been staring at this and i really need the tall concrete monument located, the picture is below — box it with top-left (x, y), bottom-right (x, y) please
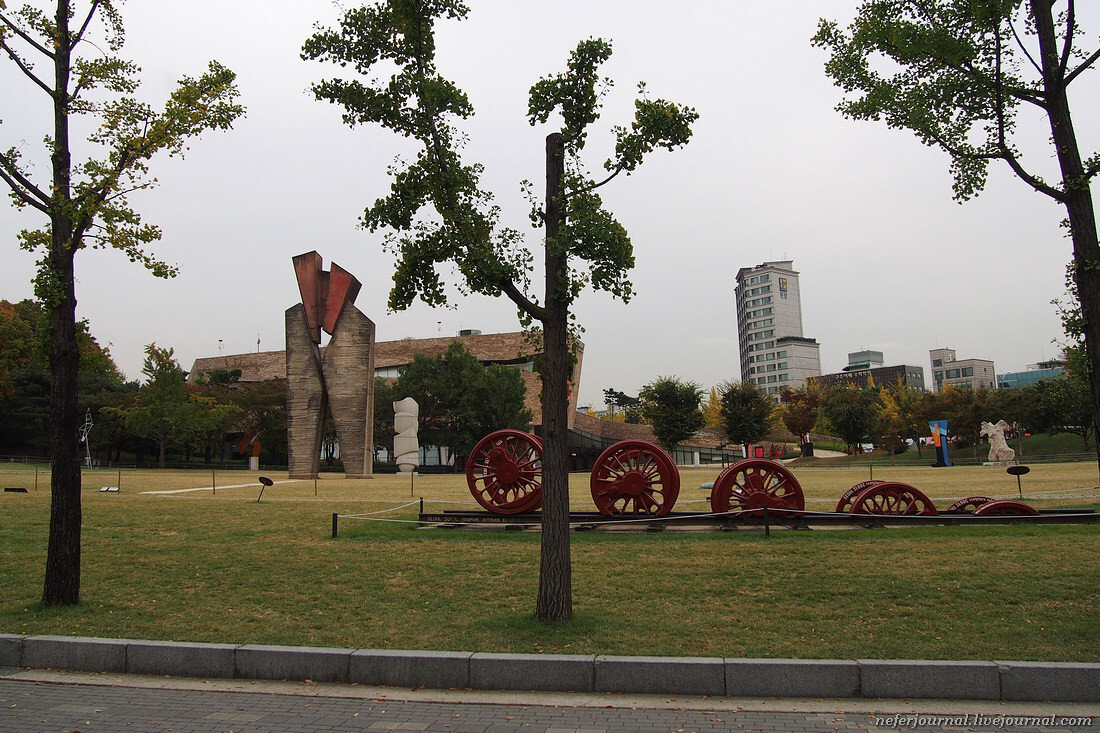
top-left (286, 251), bottom-right (376, 479)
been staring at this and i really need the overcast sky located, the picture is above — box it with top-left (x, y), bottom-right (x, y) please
top-left (2, 1), bottom-right (1097, 408)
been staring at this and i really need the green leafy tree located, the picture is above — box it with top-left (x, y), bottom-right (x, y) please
top-left (0, 0), bottom-right (243, 606)
top-left (702, 386), bottom-right (722, 430)
top-left (113, 344), bottom-right (233, 469)
top-left (638, 376), bottom-right (704, 453)
top-left (717, 380), bottom-right (774, 454)
top-left (814, 0), bottom-right (1100, 470)
top-left (303, 1), bottom-right (696, 623)
top-left (394, 341), bottom-right (532, 464)
top-left (779, 384), bottom-right (822, 447)
top-left (821, 385), bottom-right (879, 454)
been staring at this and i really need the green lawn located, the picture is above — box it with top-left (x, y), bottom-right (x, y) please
top-left (0, 463), bottom-right (1097, 661)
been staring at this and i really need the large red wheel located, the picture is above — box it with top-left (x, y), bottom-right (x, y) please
top-left (848, 482), bottom-right (938, 515)
top-left (710, 459), bottom-right (804, 516)
top-left (973, 499), bottom-right (1039, 516)
top-left (945, 496), bottom-right (995, 513)
top-left (835, 480), bottom-right (883, 513)
top-left (466, 430), bottom-right (543, 514)
top-left (590, 440), bottom-right (680, 516)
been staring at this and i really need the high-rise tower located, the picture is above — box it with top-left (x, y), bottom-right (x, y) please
top-left (734, 260), bottom-right (821, 395)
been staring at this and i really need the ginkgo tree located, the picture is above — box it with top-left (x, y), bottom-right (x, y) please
top-left (814, 0), bottom-right (1099, 469)
top-left (0, 0), bottom-right (243, 605)
top-left (303, 0), bottom-right (697, 623)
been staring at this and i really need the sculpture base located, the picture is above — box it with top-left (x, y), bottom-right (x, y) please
top-left (983, 460), bottom-right (1019, 467)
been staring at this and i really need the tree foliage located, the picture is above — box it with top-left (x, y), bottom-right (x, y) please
top-left (0, 0), bottom-right (243, 606)
top-left (778, 384), bottom-right (822, 444)
top-left (717, 380), bottom-right (774, 450)
top-left (303, 0), bottom-right (696, 623)
top-left (638, 376), bottom-right (704, 452)
top-left (820, 385), bottom-right (879, 453)
top-left (393, 341), bottom-right (532, 462)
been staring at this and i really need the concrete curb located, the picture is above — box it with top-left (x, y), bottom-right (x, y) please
top-left (1, 634), bottom-right (1096, 702)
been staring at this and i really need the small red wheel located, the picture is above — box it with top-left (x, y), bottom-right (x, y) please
top-left (466, 430), bottom-right (543, 514)
top-left (973, 499), bottom-right (1039, 516)
top-left (590, 440), bottom-right (680, 516)
top-left (945, 496), bottom-right (996, 513)
top-left (711, 459), bottom-right (804, 516)
top-left (848, 482), bottom-right (938, 515)
top-left (835, 480), bottom-right (883, 513)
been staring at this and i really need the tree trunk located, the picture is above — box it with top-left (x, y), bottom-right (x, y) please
top-left (535, 132), bottom-right (572, 624)
top-left (1032, 0), bottom-right (1100, 481)
top-left (42, 0), bottom-right (81, 607)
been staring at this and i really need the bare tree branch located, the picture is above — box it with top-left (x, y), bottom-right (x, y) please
top-left (500, 278), bottom-right (547, 323)
top-left (1065, 46), bottom-right (1100, 86)
top-left (1008, 13), bottom-right (1044, 76)
top-left (0, 149), bottom-right (51, 206)
top-left (0, 165), bottom-right (50, 214)
top-left (0, 10), bottom-right (55, 59)
top-left (1058, 0), bottom-right (1075, 79)
top-left (0, 37), bottom-right (54, 95)
top-left (69, 0), bottom-right (101, 52)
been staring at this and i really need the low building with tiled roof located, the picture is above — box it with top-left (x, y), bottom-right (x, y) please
top-left (188, 330), bottom-right (581, 428)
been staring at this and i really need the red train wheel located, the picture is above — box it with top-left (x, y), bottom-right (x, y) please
top-left (835, 480), bottom-right (883, 513)
top-left (710, 459), bottom-right (805, 516)
top-left (945, 496), bottom-right (996, 513)
top-left (590, 440), bottom-right (680, 516)
top-left (973, 499), bottom-right (1039, 516)
top-left (466, 430), bottom-right (543, 514)
top-left (848, 482), bottom-right (938, 515)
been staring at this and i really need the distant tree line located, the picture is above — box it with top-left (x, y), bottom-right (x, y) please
top-left (600, 359), bottom-right (1094, 462)
top-left (0, 304), bottom-right (530, 469)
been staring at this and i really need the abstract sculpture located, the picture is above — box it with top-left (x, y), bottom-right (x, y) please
top-left (980, 420), bottom-right (1016, 464)
top-left (393, 397), bottom-right (420, 475)
top-left (286, 251), bottom-right (376, 479)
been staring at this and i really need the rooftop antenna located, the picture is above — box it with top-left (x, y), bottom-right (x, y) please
top-left (256, 334), bottom-right (261, 353)
top-left (437, 321), bottom-right (442, 334)
top-left (218, 339), bottom-right (224, 356)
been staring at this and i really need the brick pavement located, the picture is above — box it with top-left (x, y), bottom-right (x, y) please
top-left (2, 677), bottom-right (1096, 733)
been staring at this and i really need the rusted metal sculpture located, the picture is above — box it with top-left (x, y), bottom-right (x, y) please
top-left (286, 251), bottom-right (376, 479)
top-left (710, 458), bottom-right (805, 516)
top-left (590, 440), bottom-right (680, 516)
top-left (466, 429), bottom-right (543, 514)
top-left (848, 481), bottom-right (938, 515)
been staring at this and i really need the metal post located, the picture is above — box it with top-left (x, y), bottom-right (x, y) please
top-left (419, 497), bottom-right (424, 514)
top-left (870, 465), bottom-right (874, 481)
top-left (212, 470), bottom-right (216, 495)
top-left (34, 466), bottom-right (38, 491)
top-left (332, 513), bottom-right (338, 538)
top-left (763, 506), bottom-right (770, 537)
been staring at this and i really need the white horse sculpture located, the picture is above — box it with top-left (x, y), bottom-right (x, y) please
top-left (980, 420), bottom-right (1016, 463)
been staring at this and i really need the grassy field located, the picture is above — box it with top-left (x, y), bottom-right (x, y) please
top-left (0, 462), bottom-right (1097, 661)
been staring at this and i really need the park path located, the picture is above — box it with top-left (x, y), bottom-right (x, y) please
top-left (2, 670), bottom-right (1095, 733)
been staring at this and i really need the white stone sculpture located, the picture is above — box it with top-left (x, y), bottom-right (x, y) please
top-left (393, 398), bottom-right (420, 475)
top-left (980, 419), bottom-right (1016, 464)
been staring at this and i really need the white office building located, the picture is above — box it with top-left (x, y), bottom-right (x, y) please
top-left (735, 260), bottom-right (821, 396)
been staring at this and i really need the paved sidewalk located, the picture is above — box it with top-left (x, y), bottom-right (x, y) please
top-left (2, 669), bottom-right (1096, 733)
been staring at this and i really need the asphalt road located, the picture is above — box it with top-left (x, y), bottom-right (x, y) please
top-left (2, 669), bottom-right (1096, 733)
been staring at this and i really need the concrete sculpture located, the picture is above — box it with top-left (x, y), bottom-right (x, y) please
top-left (286, 251), bottom-right (376, 479)
top-left (980, 420), bottom-right (1016, 464)
top-left (393, 397), bottom-right (420, 475)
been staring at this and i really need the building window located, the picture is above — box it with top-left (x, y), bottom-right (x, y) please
top-left (962, 367), bottom-right (974, 377)
top-left (946, 368), bottom-right (960, 379)
top-left (934, 371), bottom-right (943, 381)
top-left (932, 359), bottom-right (942, 367)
